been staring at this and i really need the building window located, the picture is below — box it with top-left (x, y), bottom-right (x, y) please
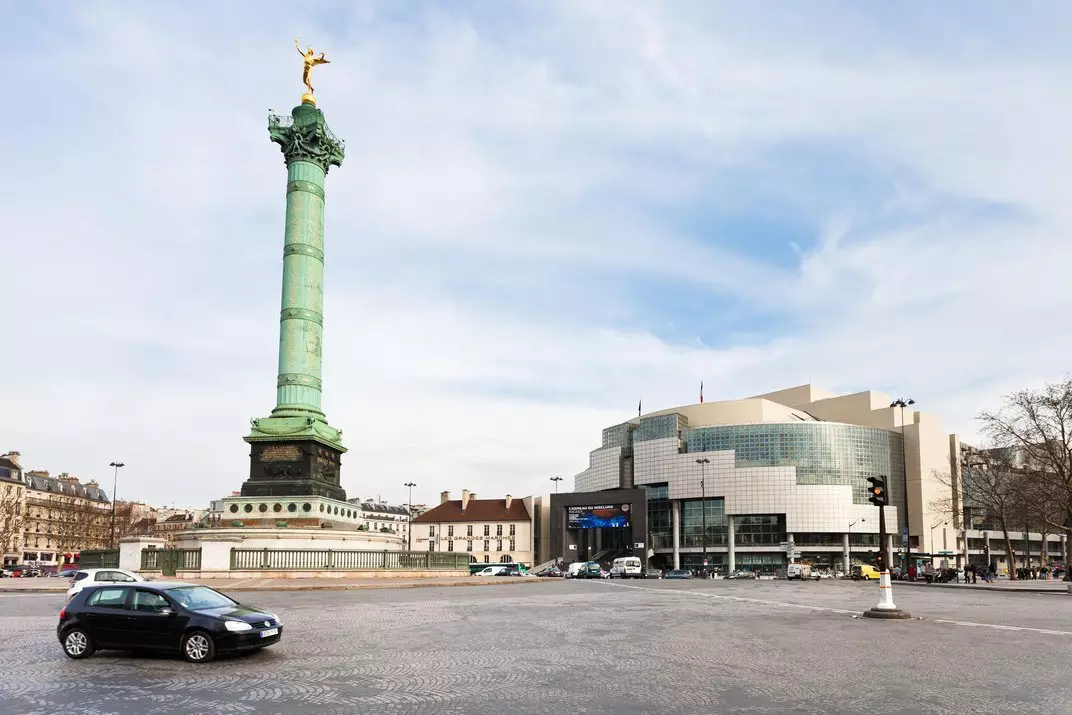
top-left (510, 539), bottom-right (515, 551)
top-left (428, 525), bottom-right (435, 537)
top-left (466, 540), bottom-right (473, 552)
top-left (448, 525), bottom-right (454, 537)
top-left (496, 525), bottom-right (503, 537)
top-left (447, 540), bottom-right (454, 552)
top-left (496, 540), bottom-right (503, 552)
top-left (509, 524), bottom-right (516, 537)
top-left (428, 541), bottom-right (434, 552)
top-left (484, 555), bottom-right (490, 563)
top-left (500, 555), bottom-right (512, 563)
top-left (467, 525), bottom-right (473, 536)
top-left (484, 540), bottom-right (490, 552)
top-left (483, 525), bottom-right (490, 537)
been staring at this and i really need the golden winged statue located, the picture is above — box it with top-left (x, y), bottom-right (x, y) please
top-left (295, 36), bottom-right (331, 101)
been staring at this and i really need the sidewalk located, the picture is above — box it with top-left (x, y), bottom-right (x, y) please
top-left (0, 576), bottom-right (554, 593)
top-left (897, 578), bottom-right (1071, 594)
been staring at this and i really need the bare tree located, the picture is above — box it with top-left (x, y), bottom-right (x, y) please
top-left (934, 447), bottom-right (1027, 579)
top-left (980, 377), bottom-right (1072, 580)
top-left (0, 482), bottom-right (24, 561)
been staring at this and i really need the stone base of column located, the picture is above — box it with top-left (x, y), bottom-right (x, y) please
top-left (241, 437), bottom-right (346, 501)
top-left (862, 607), bottom-right (912, 619)
top-left (862, 571), bottom-right (912, 619)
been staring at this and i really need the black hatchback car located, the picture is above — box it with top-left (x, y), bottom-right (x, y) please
top-left (57, 581), bottom-right (282, 663)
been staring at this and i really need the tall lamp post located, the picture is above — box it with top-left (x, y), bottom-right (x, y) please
top-left (550, 476), bottom-right (563, 493)
top-left (403, 482), bottom-right (416, 552)
top-left (108, 461), bottom-right (124, 549)
top-left (847, 518), bottom-right (865, 573)
top-left (890, 397), bottom-right (915, 574)
top-left (930, 520), bottom-right (948, 568)
top-left (696, 458), bottom-right (710, 574)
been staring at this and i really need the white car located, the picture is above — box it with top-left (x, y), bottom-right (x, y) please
top-left (66, 569), bottom-right (145, 600)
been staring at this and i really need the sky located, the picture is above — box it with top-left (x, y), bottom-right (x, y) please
top-left (2, 1), bottom-right (1071, 509)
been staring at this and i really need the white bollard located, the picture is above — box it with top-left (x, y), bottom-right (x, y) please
top-left (875, 570), bottom-right (897, 610)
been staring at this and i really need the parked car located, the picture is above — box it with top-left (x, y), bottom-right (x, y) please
top-left (643, 568), bottom-right (665, 579)
top-left (474, 566), bottom-right (509, 577)
top-left (580, 562), bottom-right (604, 579)
top-left (727, 570), bottom-right (757, 579)
top-left (664, 569), bottom-right (694, 580)
top-left (851, 564), bottom-right (880, 581)
top-left (67, 569), bottom-right (145, 600)
top-left (536, 567), bottom-right (563, 578)
top-left (57, 582), bottom-right (282, 663)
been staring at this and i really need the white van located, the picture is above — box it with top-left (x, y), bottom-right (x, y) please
top-left (565, 562), bottom-right (587, 579)
top-left (611, 556), bottom-right (643, 579)
top-left (786, 562), bottom-right (812, 580)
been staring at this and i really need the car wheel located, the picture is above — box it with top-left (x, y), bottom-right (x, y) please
top-left (62, 628), bottom-right (95, 659)
top-left (181, 630), bottom-right (216, 663)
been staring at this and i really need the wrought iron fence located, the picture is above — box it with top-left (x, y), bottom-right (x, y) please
top-left (78, 549), bottom-right (119, 569)
top-left (140, 548), bottom-right (202, 572)
top-left (229, 549), bottom-right (469, 571)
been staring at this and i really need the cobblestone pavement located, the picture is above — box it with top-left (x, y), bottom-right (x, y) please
top-left (1, 580), bottom-right (1071, 715)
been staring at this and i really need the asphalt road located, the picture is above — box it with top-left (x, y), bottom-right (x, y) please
top-left (1, 579), bottom-right (1070, 714)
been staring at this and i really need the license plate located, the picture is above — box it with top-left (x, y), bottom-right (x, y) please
top-left (260, 628), bottom-right (279, 638)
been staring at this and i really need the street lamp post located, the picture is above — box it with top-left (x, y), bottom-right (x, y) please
top-left (403, 482), bottom-right (416, 552)
top-left (550, 476), bottom-right (563, 493)
top-left (696, 458), bottom-right (710, 575)
top-left (108, 461), bottom-right (124, 549)
top-left (930, 521), bottom-right (948, 568)
top-left (890, 398), bottom-right (915, 574)
top-left (847, 518), bottom-right (865, 572)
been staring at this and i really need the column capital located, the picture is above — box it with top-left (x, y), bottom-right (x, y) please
top-left (269, 103), bottom-right (345, 173)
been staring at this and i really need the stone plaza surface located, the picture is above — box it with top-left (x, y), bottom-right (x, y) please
top-left (2, 580), bottom-right (1071, 714)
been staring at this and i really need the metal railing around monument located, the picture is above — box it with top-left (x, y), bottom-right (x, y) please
top-left (140, 548), bottom-right (202, 571)
top-left (229, 549), bottom-right (470, 571)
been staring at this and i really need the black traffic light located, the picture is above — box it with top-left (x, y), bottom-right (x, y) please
top-left (866, 476), bottom-right (888, 507)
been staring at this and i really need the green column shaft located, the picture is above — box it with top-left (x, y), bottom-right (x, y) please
top-left (273, 160), bottom-right (327, 417)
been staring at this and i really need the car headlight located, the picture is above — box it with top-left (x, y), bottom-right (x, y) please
top-left (224, 620), bottom-right (253, 632)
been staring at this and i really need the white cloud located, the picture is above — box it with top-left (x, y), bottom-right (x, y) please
top-left (3, 2), bottom-right (1072, 507)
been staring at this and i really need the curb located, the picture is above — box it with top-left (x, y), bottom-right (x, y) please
top-left (0, 578), bottom-right (554, 594)
top-left (895, 580), bottom-right (1070, 595)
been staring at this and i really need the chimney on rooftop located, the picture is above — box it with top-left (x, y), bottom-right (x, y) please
top-left (505, 494), bottom-right (513, 511)
top-left (440, 490), bottom-right (451, 504)
top-left (461, 489), bottom-right (471, 511)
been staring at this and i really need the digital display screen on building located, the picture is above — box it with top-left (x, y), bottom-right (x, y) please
top-left (567, 504), bottom-right (631, 529)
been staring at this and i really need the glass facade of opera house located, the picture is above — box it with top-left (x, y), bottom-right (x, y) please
top-left (575, 412), bottom-right (907, 574)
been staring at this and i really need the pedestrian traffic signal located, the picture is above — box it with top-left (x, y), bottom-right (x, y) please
top-left (866, 476), bottom-right (888, 507)
top-left (875, 551), bottom-right (887, 573)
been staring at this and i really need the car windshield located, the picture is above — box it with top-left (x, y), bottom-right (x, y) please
top-left (165, 586), bottom-right (237, 610)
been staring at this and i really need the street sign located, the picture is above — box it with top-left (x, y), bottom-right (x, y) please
top-left (902, 527), bottom-right (909, 549)
top-left (634, 542), bottom-right (644, 549)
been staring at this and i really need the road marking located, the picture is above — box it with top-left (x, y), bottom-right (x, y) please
top-left (932, 619), bottom-right (1072, 636)
top-left (598, 581), bottom-right (860, 615)
top-left (597, 582), bottom-right (1072, 636)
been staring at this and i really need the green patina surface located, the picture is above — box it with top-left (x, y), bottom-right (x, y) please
top-left (246, 101), bottom-right (347, 451)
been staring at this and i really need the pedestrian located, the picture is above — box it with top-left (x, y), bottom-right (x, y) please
top-left (969, 563), bottom-right (977, 584)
